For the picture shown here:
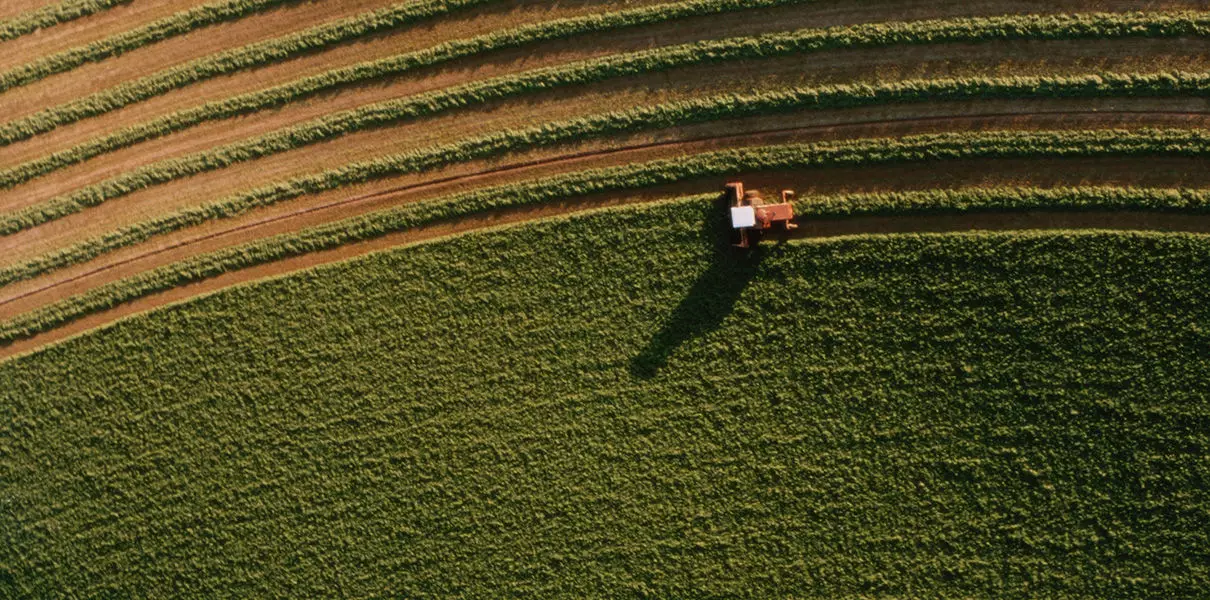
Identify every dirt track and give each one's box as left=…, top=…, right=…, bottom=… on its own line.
left=0, top=0, right=656, bottom=168
left=8, top=35, right=1209, bottom=212
left=4, top=108, right=1210, bottom=360
left=3, top=97, right=1209, bottom=268
left=3, top=204, right=1209, bottom=362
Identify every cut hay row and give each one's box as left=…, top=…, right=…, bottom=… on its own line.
left=0, top=0, right=815, bottom=161
left=7, top=127, right=1210, bottom=344
left=0, top=0, right=510, bottom=141
left=0, top=0, right=304, bottom=94
left=0, top=0, right=125, bottom=42
left=5, top=69, right=1210, bottom=237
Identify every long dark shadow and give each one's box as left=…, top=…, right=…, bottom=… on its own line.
left=629, top=194, right=776, bottom=379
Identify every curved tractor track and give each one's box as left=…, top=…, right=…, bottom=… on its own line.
left=5, top=109, right=1210, bottom=360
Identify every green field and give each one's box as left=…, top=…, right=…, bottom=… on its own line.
left=3, top=199, right=1208, bottom=596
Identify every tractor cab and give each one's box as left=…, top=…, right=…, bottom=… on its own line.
left=726, top=181, right=798, bottom=248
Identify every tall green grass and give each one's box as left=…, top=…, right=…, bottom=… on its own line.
left=0, top=0, right=125, bottom=42
left=5, top=69, right=1210, bottom=237
left=5, top=127, right=1210, bottom=343
left=0, top=0, right=301, bottom=93
left=4, top=10, right=1210, bottom=184
left=3, top=198, right=1208, bottom=595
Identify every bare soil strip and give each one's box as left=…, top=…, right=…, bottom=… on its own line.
left=0, top=0, right=665, bottom=165
left=9, top=35, right=1210, bottom=205
left=790, top=211, right=1210, bottom=238
left=0, top=0, right=201, bottom=68
left=4, top=1, right=1203, bottom=181
left=0, top=0, right=400, bottom=121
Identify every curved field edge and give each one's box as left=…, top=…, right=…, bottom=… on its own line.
left=9, top=70, right=1210, bottom=237
left=4, top=10, right=1210, bottom=190
left=2, top=200, right=1208, bottom=596
left=7, top=123, right=1210, bottom=344
left=0, top=0, right=125, bottom=42
left=4, top=102, right=1210, bottom=290
left=0, top=0, right=811, bottom=166
left=0, top=0, right=304, bottom=93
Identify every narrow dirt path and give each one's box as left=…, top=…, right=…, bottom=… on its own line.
left=4, top=204, right=1210, bottom=363
left=5, top=109, right=1210, bottom=359
left=4, top=94, right=1208, bottom=267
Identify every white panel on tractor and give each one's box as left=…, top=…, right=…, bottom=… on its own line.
left=731, top=206, right=756, bottom=229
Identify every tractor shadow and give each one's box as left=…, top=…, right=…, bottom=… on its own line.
left=629, top=194, right=770, bottom=380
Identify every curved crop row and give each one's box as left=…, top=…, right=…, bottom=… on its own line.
left=5, top=69, right=1210, bottom=238
left=0, top=0, right=125, bottom=42
left=0, top=0, right=813, bottom=164
left=5, top=127, right=1210, bottom=343
left=0, top=0, right=300, bottom=94
left=5, top=12, right=1210, bottom=187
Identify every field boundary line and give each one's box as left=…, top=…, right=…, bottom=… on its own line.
left=5, top=108, right=1210, bottom=308
left=8, top=125, right=1210, bottom=347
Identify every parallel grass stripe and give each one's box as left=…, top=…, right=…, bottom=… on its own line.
left=0, top=0, right=813, bottom=170
left=5, top=127, right=1210, bottom=343
left=4, top=69, right=1210, bottom=238
left=0, top=0, right=125, bottom=42
left=0, top=0, right=300, bottom=93
left=0, top=0, right=497, bottom=142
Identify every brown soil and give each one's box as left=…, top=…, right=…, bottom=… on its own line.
left=0, top=0, right=402, bottom=120
left=0, top=0, right=204, bottom=72
left=0, top=0, right=662, bottom=165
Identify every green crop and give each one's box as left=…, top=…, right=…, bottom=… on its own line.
left=0, top=0, right=301, bottom=93
left=7, top=69, right=1210, bottom=236
left=5, top=11, right=1210, bottom=184
left=0, top=0, right=125, bottom=42
left=0, top=0, right=812, bottom=161
left=2, top=198, right=1208, bottom=596
left=9, top=125, right=1210, bottom=293
left=7, top=126, right=1210, bottom=342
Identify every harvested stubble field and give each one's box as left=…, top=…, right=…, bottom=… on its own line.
left=1, top=0, right=1209, bottom=596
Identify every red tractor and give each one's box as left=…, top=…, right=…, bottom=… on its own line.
left=726, top=181, right=797, bottom=248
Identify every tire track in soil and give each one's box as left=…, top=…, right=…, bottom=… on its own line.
left=5, top=108, right=1210, bottom=359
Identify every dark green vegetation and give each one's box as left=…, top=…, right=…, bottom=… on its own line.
left=2, top=199, right=1208, bottom=596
